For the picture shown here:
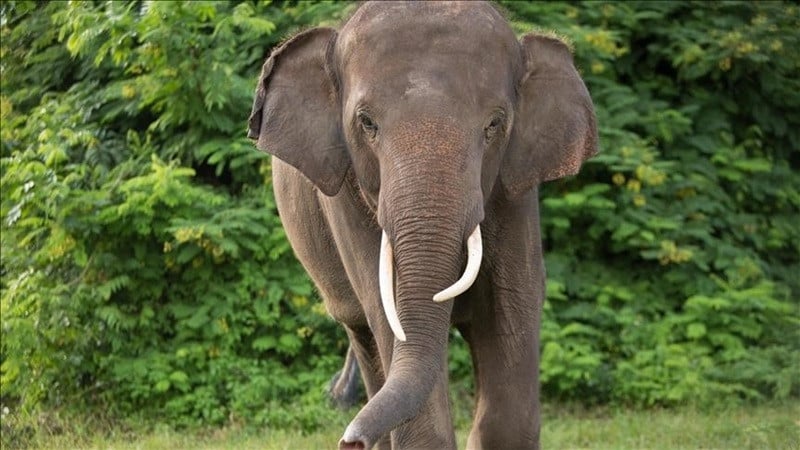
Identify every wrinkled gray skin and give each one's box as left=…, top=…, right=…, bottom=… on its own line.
left=248, top=2, right=597, bottom=449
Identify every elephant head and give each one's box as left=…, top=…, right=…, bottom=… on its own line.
left=249, top=2, right=597, bottom=448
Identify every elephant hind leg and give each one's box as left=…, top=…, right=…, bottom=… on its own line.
left=328, top=346, right=364, bottom=409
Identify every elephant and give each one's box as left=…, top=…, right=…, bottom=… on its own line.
left=328, top=346, right=364, bottom=410
left=247, top=1, right=597, bottom=449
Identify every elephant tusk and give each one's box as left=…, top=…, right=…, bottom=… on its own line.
left=379, top=231, right=407, bottom=342
left=433, top=225, right=482, bottom=302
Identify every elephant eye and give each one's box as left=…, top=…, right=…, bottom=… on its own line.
left=484, top=115, right=504, bottom=142
left=358, top=111, right=378, bottom=139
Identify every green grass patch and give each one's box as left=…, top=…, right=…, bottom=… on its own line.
left=539, top=403, right=799, bottom=450
left=3, top=402, right=797, bottom=450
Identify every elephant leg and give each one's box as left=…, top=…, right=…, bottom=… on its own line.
left=462, top=296, right=541, bottom=450
left=462, top=192, right=544, bottom=450
left=344, top=327, right=385, bottom=399
left=391, top=360, right=456, bottom=450
left=328, top=345, right=364, bottom=409
left=344, top=326, right=391, bottom=450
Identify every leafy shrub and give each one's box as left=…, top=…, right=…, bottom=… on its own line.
left=500, top=0, right=800, bottom=405
left=1, top=0, right=353, bottom=430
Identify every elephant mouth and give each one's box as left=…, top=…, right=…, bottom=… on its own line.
left=378, top=225, right=483, bottom=341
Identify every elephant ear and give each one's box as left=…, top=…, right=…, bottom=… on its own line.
left=502, top=34, right=598, bottom=197
left=248, top=27, right=348, bottom=196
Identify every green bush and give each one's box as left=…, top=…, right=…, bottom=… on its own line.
left=1, top=0, right=797, bottom=435
left=500, top=0, right=800, bottom=405
left=1, top=0, right=353, bottom=429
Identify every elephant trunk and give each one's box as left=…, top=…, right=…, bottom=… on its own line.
left=340, top=228, right=461, bottom=449
left=339, top=122, right=483, bottom=449
left=340, top=181, right=477, bottom=449
left=381, top=225, right=482, bottom=342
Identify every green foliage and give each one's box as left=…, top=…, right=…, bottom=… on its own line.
left=1, top=0, right=798, bottom=438
left=1, top=0, right=352, bottom=431
left=500, top=0, right=800, bottom=405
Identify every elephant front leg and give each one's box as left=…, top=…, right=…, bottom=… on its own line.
left=461, top=303, right=541, bottom=450
left=344, top=326, right=392, bottom=450
left=391, top=358, right=456, bottom=450
left=462, top=194, right=544, bottom=450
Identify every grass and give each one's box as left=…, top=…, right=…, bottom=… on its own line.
left=3, top=402, right=798, bottom=449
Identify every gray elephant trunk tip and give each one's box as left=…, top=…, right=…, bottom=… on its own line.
left=339, top=443, right=366, bottom=450
left=340, top=421, right=372, bottom=450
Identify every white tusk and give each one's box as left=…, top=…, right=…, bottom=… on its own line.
left=379, top=231, right=407, bottom=341
left=433, top=225, right=483, bottom=302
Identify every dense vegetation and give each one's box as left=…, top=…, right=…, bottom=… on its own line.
left=2, top=0, right=798, bottom=438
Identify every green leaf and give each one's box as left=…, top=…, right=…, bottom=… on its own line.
left=686, top=323, right=707, bottom=339
left=252, top=336, right=277, bottom=351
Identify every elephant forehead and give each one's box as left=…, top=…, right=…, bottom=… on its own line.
left=404, top=72, right=439, bottom=98
left=337, top=1, right=519, bottom=75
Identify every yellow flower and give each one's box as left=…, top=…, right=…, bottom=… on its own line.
left=650, top=172, right=666, bottom=186
left=212, top=246, right=224, bottom=260
left=174, top=226, right=204, bottom=243
left=658, top=240, right=693, bottom=264
left=735, top=42, right=757, bottom=56
left=633, top=194, right=646, bottom=207
left=719, top=57, right=732, bottom=71
left=627, top=179, right=641, bottom=193
left=566, top=7, right=578, bottom=19
left=121, top=84, right=136, bottom=99
left=312, top=303, right=328, bottom=316
left=612, top=173, right=626, bottom=186
left=585, top=31, right=617, bottom=55
left=591, top=61, right=605, bottom=74
left=0, top=96, right=12, bottom=119
left=297, top=326, right=313, bottom=338
left=722, top=31, right=743, bottom=45
left=751, top=14, right=767, bottom=26
left=636, top=165, right=666, bottom=186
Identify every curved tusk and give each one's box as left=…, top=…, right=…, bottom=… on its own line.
left=433, top=225, right=483, bottom=302
left=379, top=231, right=407, bottom=342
